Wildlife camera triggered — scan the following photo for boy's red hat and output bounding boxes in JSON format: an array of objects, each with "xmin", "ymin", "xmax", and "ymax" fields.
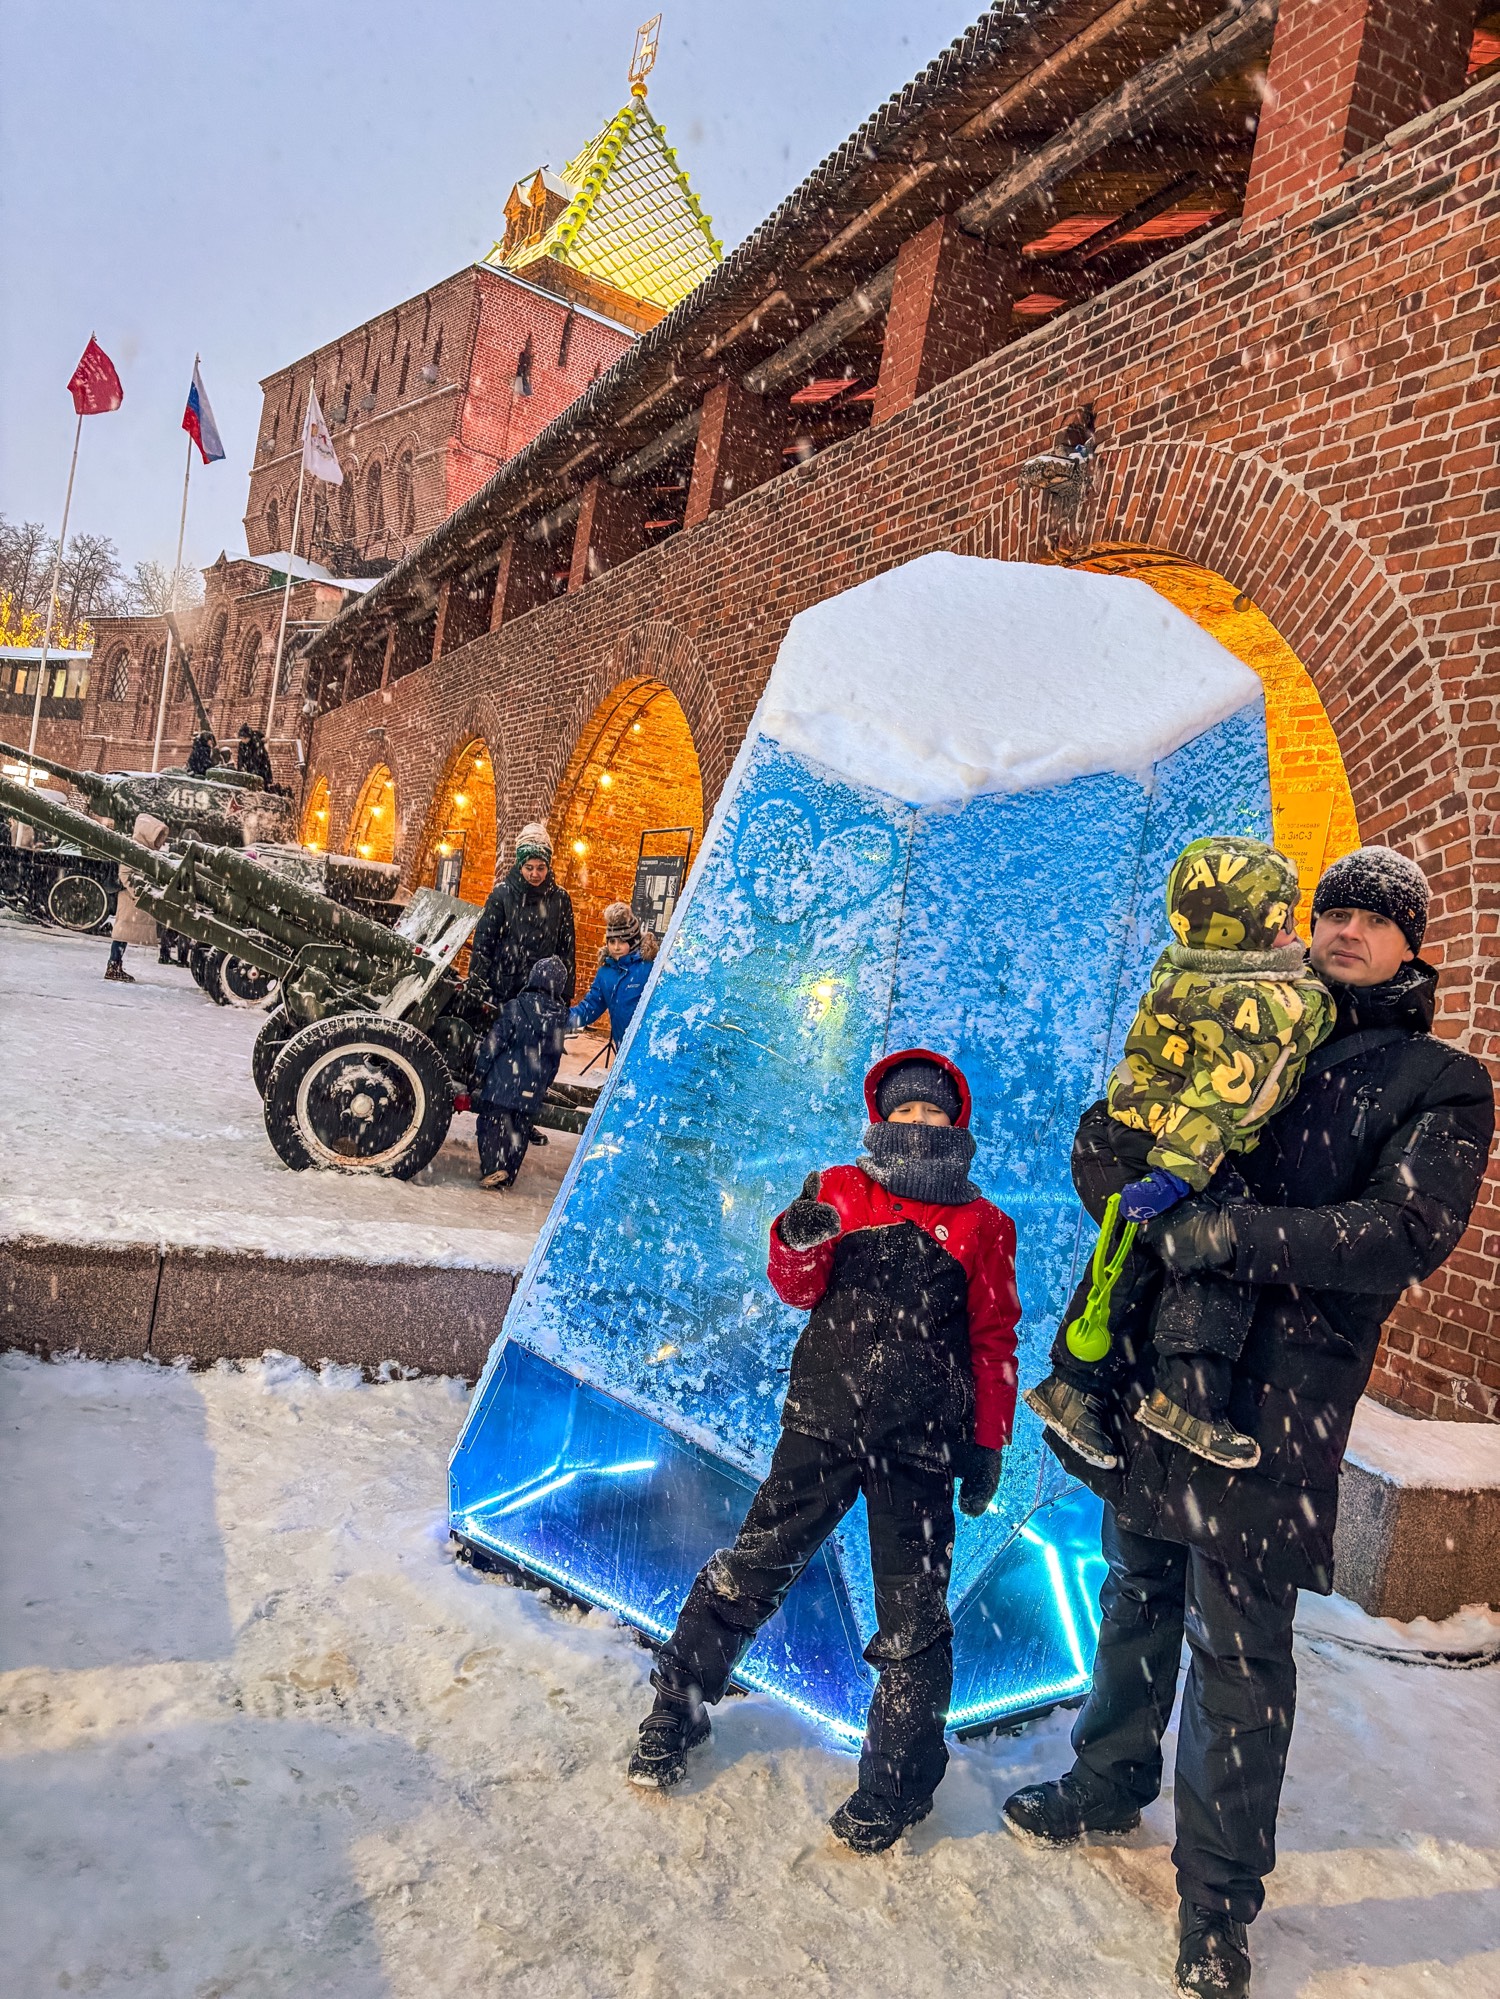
[{"xmin": 864, "ymin": 1047, "xmax": 973, "ymax": 1129}]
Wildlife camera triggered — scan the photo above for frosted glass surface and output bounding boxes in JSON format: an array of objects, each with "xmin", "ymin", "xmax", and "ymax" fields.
[{"xmin": 451, "ymin": 700, "xmax": 1272, "ymax": 1737}]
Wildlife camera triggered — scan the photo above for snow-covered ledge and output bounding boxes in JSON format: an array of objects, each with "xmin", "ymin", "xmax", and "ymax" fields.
[{"xmin": 1334, "ymin": 1397, "xmax": 1500, "ymax": 1621}]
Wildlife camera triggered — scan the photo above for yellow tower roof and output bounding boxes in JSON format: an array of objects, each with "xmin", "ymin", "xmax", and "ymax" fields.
[{"xmin": 485, "ymin": 61, "xmax": 721, "ymax": 315}]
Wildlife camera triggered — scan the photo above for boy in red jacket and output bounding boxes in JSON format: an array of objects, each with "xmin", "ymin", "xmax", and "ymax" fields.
[{"xmin": 627, "ymin": 1049, "xmax": 1021, "ymax": 1852}]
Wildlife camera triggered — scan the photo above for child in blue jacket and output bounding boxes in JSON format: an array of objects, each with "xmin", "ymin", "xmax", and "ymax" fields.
[{"xmin": 567, "ymin": 902, "xmax": 658, "ymax": 1046}]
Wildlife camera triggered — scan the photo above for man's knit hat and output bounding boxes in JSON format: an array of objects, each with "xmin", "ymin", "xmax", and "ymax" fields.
[
  {"xmin": 874, "ymin": 1057, "xmax": 963, "ymax": 1125},
  {"xmin": 1311, "ymin": 845, "xmax": 1428, "ymax": 955},
  {"xmin": 514, "ymin": 822, "xmax": 553, "ymax": 865},
  {"xmin": 1165, "ymin": 836, "xmax": 1299, "ymax": 952},
  {"xmin": 603, "ymin": 901, "xmax": 642, "ymax": 947}
]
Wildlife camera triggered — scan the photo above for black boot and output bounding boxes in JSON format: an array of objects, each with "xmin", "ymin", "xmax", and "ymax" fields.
[
  {"xmin": 828, "ymin": 1786, "xmax": 933, "ymax": 1854},
  {"xmin": 1135, "ymin": 1388, "xmax": 1260, "ymax": 1469},
  {"xmin": 1002, "ymin": 1770, "xmax": 1141, "ymax": 1846},
  {"xmin": 1022, "ymin": 1374, "xmax": 1119, "ymax": 1469},
  {"xmin": 1175, "ymin": 1903, "xmax": 1251, "ymax": 1997},
  {"xmin": 627, "ymin": 1692, "xmax": 710, "ymax": 1790}
]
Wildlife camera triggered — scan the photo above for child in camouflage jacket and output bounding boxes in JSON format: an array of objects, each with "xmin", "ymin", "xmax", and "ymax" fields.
[{"xmin": 1028, "ymin": 835, "xmax": 1335, "ymax": 1470}]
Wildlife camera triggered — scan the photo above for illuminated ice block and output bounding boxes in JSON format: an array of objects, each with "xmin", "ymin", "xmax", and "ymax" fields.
[{"xmin": 451, "ymin": 555, "xmax": 1272, "ymax": 1738}]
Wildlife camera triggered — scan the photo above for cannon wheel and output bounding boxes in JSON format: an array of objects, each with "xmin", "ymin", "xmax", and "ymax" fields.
[
  {"xmin": 217, "ymin": 953, "xmax": 279, "ymax": 1011},
  {"xmin": 264, "ymin": 1015, "xmax": 453, "ymax": 1177},
  {"xmin": 251, "ymin": 1008, "xmax": 297, "ymax": 1097},
  {"xmin": 187, "ymin": 943, "xmax": 213, "ymax": 991},
  {"xmin": 46, "ymin": 872, "xmax": 111, "ymax": 933}
]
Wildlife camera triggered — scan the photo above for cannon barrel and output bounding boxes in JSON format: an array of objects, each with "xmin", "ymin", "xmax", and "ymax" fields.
[
  {"xmin": 0, "ymin": 770, "xmax": 178, "ymax": 885},
  {"xmin": 0, "ymin": 740, "xmax": 117, "ymax": 806},
  {"xmin": 196, "ymin": 844, "xmax": 412, "ymax": 965}
]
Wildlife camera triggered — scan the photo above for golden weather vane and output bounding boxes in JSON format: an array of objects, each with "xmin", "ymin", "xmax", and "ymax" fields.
[{"xmin": 629, "ymin": 13, "xmax": 661, "ymax": 97}]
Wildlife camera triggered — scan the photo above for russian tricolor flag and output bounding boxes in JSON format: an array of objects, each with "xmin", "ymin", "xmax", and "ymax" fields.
[{"xmin": 182, "ymin": 360, "xmax": 225, "ymax": 464}]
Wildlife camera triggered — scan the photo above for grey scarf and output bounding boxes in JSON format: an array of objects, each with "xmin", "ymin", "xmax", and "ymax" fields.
[{"xmin": 858, "ymin": 1121, "xmax": 981, "ymax": 1205}]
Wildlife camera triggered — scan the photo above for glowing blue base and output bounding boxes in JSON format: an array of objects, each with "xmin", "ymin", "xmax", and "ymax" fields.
[{"xmin": 451, "ymin": 1342, "xmax": 1105, "ymax": 1744}]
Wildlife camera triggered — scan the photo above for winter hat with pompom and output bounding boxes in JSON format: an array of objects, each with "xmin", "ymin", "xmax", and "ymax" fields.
[
  {"xmin": 514, "ymin": 822, "xmax": 553, "ymax": 865},
  {"xmin": 603, "ymin": 901, "xmax": 643, "ymax": 947},
  {"xmin": 1312, "ymin": 846, "xmax": 1429, "ymax": 955}
]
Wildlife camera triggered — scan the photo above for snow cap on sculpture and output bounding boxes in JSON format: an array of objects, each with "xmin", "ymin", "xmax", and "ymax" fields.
[{"xmin": 759, "ymin": 553, "xmax": 1261, "ymax": 805}]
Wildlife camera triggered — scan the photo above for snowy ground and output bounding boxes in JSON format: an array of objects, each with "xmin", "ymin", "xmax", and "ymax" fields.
[
  {"xmin": 3, "ymin": 1352, "xmax": 1496, "ymax": 1999},
  {"xmin": 0, "ymin": 916, "xmax": 601, "ymax": 1271}
]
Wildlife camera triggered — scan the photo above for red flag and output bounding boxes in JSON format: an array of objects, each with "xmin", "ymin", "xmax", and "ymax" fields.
[{"xmin": 67, "ymin": 337, "xmax": 124, "ymax": 416}]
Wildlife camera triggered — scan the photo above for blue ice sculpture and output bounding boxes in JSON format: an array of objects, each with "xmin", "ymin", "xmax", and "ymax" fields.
[{"xmin": 451, "ymin": 554, "xmax": 1272, "ymax": 1743}]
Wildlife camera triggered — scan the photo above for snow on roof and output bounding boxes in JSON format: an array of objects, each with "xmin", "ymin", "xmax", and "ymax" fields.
[
  {"xmin": 759, "ymin": 553, "xmax": 1262, "ymax": 805},
  {"xmin": 229, "ymin": 552, "xmax": 377, "ymax": 594}
]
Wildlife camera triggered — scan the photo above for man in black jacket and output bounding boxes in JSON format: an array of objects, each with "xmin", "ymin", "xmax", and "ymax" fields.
[
  {"xmin": 1003, "ymin": 847, "xmax": 1494, "ymax": 1999},
  {"xmin": 469, "ymin": 822, "xmax": 576, "ymax": 1008}
]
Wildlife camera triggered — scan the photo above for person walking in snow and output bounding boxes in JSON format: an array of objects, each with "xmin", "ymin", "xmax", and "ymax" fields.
[
  {"xmin": 470, "ymin": 955, "xmax": 570, "ymax": 1188},
  {"xmin": 1004, "ymin": 847, "xmax": 1494, "ymax": 1999},
  {"xmin": 469, "ymin": 824, "xmax": 576, "ymax": 1009},
  {"xmin": 1027, "ymin": 837, "xmax": 1335, "ymax": 1471},
  {"xmin": 104, "ymin": 812, "xmax": 170, "ymax": 983},
  {"xmin": 567, "ymin": 901, "xmax": 657, "ymax": 1049},
  {"xmin": 628, "ymin": 1050, "xmax": 1021, "ymax": 1854}
]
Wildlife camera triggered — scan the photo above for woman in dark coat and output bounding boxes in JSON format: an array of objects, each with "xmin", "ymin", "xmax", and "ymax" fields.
[
  {"xmin": 469, "ymin": 822, "xmax": 576, "ymax": 1007},
  {"xmin": 470, "ymin": 954, "xmax": 569, "ymax": 1188},
  {"xmin": 1004, "ymin": 847, "xmax": 1494, "ymax": 1999}
]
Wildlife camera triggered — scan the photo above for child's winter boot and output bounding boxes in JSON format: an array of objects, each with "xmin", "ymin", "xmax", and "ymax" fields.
[
  {"xmin": 828, "ymin": 1786, "xmax": 933, "ymax": 1854},
  {"xmin": 1023, "ymin": 1375, "xmax": 1119, "ymax": 1469},
  {"xmin": 627, "ymin": 1690, "xmax": 710, "ymax": 1789},
  {"xmin": 1134, "ymin": 1388, "xmax": 1260, "ymax": 1469}
]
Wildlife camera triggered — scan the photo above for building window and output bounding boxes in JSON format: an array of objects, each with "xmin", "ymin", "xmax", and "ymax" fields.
[
  {"xmin": 105, "ymin": 648, "xmax": 131, "ymax": 701},
  {"xmin": 398, "ymin": 345, "xmax": 410, "ymax": 398},
  {"xmin": 238, "ymin": 629, "xmax": 262, "ymax": 697},
  {"xmin": 365, "ymin": 460, "xmax": 385, "ymax": 536},
  {"xmin": 431, "ymin": 326, "xmax": 443, "ymax": 374},
  {"xmin": 557, "ymin": 310, "xmax": 575, "ymax": 368},
  {"xmin": 370, "ymin": 360, "xmax": 380, "ymax": 403},
  {"xmin": 265, "ymin": 496, "xmax": 280, "ymax": 551},
  {"xmin": 515, "ymin": 340, "xmax": 534, "ymax": 397},
  {"xmin": 397, "ymin": 450, "xmax": 416, "ymax": 537},
  {"xmin": 339, "ymin": 480, "xmax": 357, "ymax": 543},
  {"xmin": 389, "ymin": 316, "xmax": 400, "ymax": 362},
  {"xmin": 199, "ymin": 611, "xmax": 229, "ymax": 698}
]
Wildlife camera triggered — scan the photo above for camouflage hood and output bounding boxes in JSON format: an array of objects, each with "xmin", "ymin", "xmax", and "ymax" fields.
[{"xmin": 1165, "ymin": 836, "xmax": 1299, "ymax": 954}]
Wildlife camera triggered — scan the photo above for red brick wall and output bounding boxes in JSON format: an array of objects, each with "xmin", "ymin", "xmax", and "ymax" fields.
[{"xmin": 308, "ymin": 68, "xmax": 1500, "ymax": 1418}]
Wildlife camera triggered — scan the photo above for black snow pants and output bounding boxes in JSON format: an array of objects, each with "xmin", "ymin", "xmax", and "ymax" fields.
[
  {"xmin": 477, "ymin": 1109, "xmax": 530, "ymax": 1184},
  {"xmin": 654, "ymin": 1426, "xmax": 956, "ymax": 1804},
  {"xmin": 1069, "ymin": 1504, "xmax": 1298, "ymax": 1924}
]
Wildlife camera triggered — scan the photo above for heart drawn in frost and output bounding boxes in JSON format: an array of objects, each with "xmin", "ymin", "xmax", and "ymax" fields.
[{"xmin": 734, "ymin": 796, "xmax": 900, "ymax": 924}]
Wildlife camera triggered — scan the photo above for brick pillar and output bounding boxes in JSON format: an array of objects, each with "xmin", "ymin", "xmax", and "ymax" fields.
[
  {"xmin": 567, "ymin": 476, "xmax": 647, "ymax": 593},
  {"xmin": 491, "ymin": 533, "xmax": 551, "ymax": 628},
  {"xmin": 872, "ymin": 217, "xmax": 1017, "ymax": 426},
  {"xmin": 683, "ymin": 382, "xmax": 785, "ymax": 529},
  {"xmin": 1243, "ymin": 0, "xmax": 1475, "ymax": 230}
]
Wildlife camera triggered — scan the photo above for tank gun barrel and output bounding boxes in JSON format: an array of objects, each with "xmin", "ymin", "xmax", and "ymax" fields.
[
  {"xmin": 0, "ymin": 740, "xmax": 114, "ymax": 805},
  {"xmin": 0, "ymin": 770, "xmax": 177, "ymax": 885}
]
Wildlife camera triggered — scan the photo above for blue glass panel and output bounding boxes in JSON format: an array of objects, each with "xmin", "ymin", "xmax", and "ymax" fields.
[{"xmin": 452, "ymin": 694, "xmax": 1272, "ymax": 1742}]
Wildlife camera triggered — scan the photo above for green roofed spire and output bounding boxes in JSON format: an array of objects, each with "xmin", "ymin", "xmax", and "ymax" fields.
[{"xmin": 485, "ymin": 53, "xmax": 720, "ymax": 319}]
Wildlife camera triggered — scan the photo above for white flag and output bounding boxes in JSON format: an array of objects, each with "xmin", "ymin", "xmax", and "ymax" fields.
[{"xmin": 301, "ymin": 387, "xmax": 343, "ymax": 485}]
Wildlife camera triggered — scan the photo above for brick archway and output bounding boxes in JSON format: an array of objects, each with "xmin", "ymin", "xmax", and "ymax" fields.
[{"xmin": 964, "ymin": 441, "xmax": 1479, "ymax": 1048}]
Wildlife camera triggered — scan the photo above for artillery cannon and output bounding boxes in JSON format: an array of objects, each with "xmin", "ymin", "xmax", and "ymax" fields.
[
  {"xmin": 0, "ymin": 768, "xmax": 499, "ymax": 1177},
  {"xmin": 0, "ymin": 738, "xmax": 298, "ymax": 847}
]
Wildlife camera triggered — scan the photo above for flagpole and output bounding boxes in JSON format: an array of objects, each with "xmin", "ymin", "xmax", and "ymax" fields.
[
  {"xmin": 27, "ymin": 409, "xmax": 84, "ymax": 759},
  {"xmin": 150, "ymin": 424, "xmax": 197, "ymax": 772},
  {"xmin": 264, "ymin": 391, "xmax": 310, "ymax": 742}
]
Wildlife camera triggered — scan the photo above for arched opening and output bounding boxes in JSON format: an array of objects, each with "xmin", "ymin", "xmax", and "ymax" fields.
[
  {"xmin": 1066, "ymin": 546, "xmax": 1360, "ymax": 933},
  {"xmin": 301, "ymin": 774, "xmax": 331, "ymax": 851},
  {"xmin": 417, "ymin": 738, "xmax": 497, "ymax": 905},
  {"xmin": 346, "ymin": 764, "xmax": 397, "ymax": 864},
  {"xmin": 365, "ymin": 461, "xmax": 385, "ymax": 539},
  {"xmin": 104, "ymin": 647, "xmax": 130, "ymax": 702},
  {"xmin": 551, "ymin": 678, "xmax": 704, "ymax": 972},
  {"xmin": 237, "ymin": 629, "xmax": 262, "ymax": 698}
]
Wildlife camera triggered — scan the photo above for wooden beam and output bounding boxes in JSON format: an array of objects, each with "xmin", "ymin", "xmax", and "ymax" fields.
[
  {"xmin": 607, "ymin": 408, "xmax": 703, "ymax": 487},
  {"xmin": 741, "ymin": 263, "xmax": 898, "ymax": 397},
  {"xmin": 1050, "ymin": 170, "xmax": 1206, "ymax": 267},
  {"xmin": 956, "ymin": 0, "xmax": 1276, "ymax": 237}
]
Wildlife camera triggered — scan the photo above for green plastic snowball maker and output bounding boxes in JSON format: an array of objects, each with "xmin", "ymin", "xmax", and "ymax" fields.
[{"xmin": 1063, "ymin": 1194, "xmax": 1139, "ymax": 1363}]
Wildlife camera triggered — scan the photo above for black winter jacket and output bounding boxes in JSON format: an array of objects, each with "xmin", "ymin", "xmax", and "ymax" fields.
[
  {"xmin": 1049, "ymin": 963, "xmax": 1494, "ymax": 1590},
  {"xmin": 469, "ymin": 866, "xmax": 576, "ymax": 1007},
  {"xmin": 472, "ymin": 960, "xmax": 568, "ymax": 1114}
]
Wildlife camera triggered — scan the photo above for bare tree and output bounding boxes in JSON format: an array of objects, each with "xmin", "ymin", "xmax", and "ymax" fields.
[
  {"xmin": 128, "ymin": 558, "xmax": 204, "ymax": 615},
  {"xmin": 59, "ymin": 532, "xmax": 131, "ymax": 626},
  {"xmin": 0, "ymin": 514, "xmax": 53, "ymax": 612}
]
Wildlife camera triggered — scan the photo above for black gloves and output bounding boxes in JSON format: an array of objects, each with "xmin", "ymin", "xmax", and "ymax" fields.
[
  {"xmin": 1142, "ymin": 1201, "xmax": 1239, "ymax": 1274},
  {"xmin": 954, "ymin": 1442, "xmax": 1004, "ymax": 1518},
  {"xmin": 778, "ymin": 1171, "xmax": 842, "ymax": 1251}
]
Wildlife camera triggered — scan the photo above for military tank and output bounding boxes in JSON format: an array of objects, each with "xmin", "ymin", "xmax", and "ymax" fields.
[{"xmin": 0, "ymin": 738, "xmax": 298, "ymax": 847}]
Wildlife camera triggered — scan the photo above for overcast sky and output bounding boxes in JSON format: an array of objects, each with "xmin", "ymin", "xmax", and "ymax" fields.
[{"xmin": 0, "ymin": 1, "xmax": 987, "ymax": 576}]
